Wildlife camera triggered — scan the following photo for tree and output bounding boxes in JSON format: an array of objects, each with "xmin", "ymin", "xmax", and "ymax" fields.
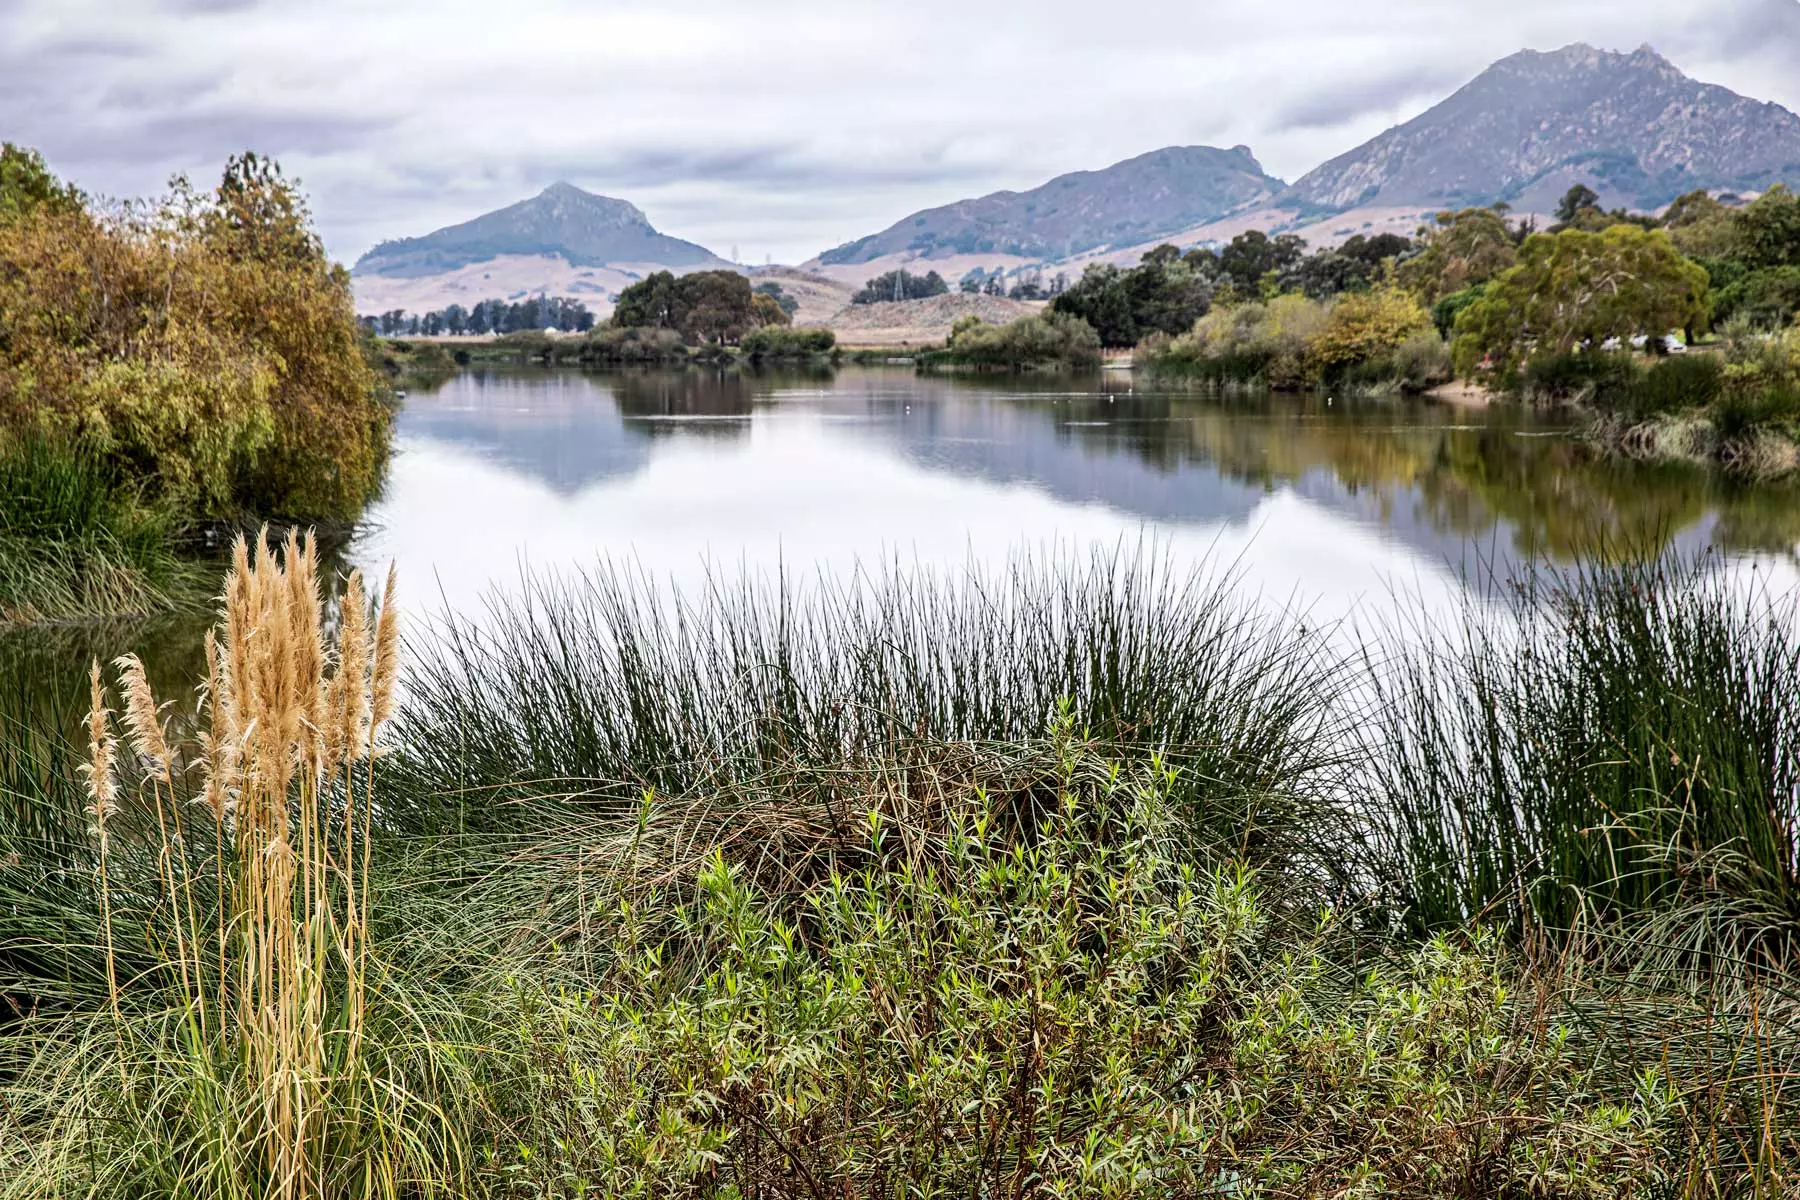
[
  {"xmin": 1452, "ymin": 226, "xmax": 1710, "ymax": 373},
  {"xmin": 0, "ymin": 143, "xmax": 82, "ymax": 220},
  {"xmin": 851, "ymin": 269, "xmax": 949, "ymax": 305},
  {"xmin": 611, "ymin": 270, "xmax": 775, "ymax": 344},
  {"xmin": 1308, "ymin": 287, "xmax": 1433, "ymax": 374},
  {"xmin": 1733, "ymin": 185, "xmax": 1800, "ymax": 271},
  {"xmin": 1049, "ymin": 253, "xmax": 1214, "ymax": 348},
  {"xmin": 1661, "ymin": 189, "xmax": 1738, "ymax": 260},
  {"xmin": 1218, "ymin": 230, "xmax": 1306, "ymax": 293},
  {"xmin": 753, "ymin": 281, "xmax": 800, "ymax": 318},
  {"xmin": 1398, "ymin": 208, "xmax": 1521, "ymax": 303},
  {"xmin": 1555, "ymin": 184, "xmax": 1601, "ymax": 224}
]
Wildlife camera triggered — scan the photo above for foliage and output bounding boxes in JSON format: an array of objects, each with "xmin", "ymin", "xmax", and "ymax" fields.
[
  {"xmin": 1663, "ymin": 190, "xmax": 1739, "ymax": 260},
  {"xmin": 611, "ymin": 270, "xmax": 781, "ymax": 344},
  {"xmin": 930, "ymin": 311, "xmax": 1102, "ymax": 370},
  {"xmin": 365, "ymin": 296, "xmax": 597, "ymax": 337},
  {"xmin": 1517, "ymin": 351, "xmax": 1644, "ymax": 406},
  {"xmin": 851, "ymin": 269, "xmax": 948, "ymax": 305},
  {"xmin": 1049, "ymin": 247, "xmax": 1215, "ymax": 348},
  {"xmin": 1307, "ymin": 286, "xmax": 1434, "ymax": 378},
  {"xmin": 1280, "ymin": 232, "xmax": 1413, "ymax": 299},
  {"xmin": 1397, "ymin": 207, "xmax": 1521, "ymax": 303},
  {"xmin": 580, "ymin": 325, "xmax": 689, "ymax": 365},
  {"xmin": 753, "ymin": 280, "xmax": 801, "ymax": 318},
  {"xmin": 489, "ymin": 778, "xmax": 1669, "ymax": 1200},
  {"xmin": 1632, "ymin": 354, "xmax": 1726, "ymax": 415},
  {"xmin": 1452, "ymin": 226, "xmax": 1710, "ymax": 375},
  {"xmin": 1712, "ymin": 265, "xmax": 1800, "ymax": 329},
  {"xmin": 0, "ymin": 144, "xmax": 82, "ymax": 221},
  {"xmin": 739, "ymin": 325, "xmax": 835, "ymax": 360},
  {"xmin": 1731, "ymin": 185, "xmax": 1800, "ymax": 272},
  {"xmin": 1149, "ymin": 295, "xmax": 1333, "ymax": 389},
  {"xmin": 0, "ymin": 149, "xmax": 389, "ymax": 523},
  {"xmin": 1430, "ymin": 284, "xmax": 1487, "ymax": 338},
  {"xmin": 1556, "ymin": 184, "xmax": 1602, "ymax": 223},
  {"xmin": 1216, "ymin": 229, "xmax": 1307, "ymax": 294}
]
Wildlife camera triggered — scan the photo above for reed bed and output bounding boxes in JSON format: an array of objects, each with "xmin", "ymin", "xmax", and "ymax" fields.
[{"xmin": 2, "ymin": 545, "xmax": 1798, "ymax": 1196}]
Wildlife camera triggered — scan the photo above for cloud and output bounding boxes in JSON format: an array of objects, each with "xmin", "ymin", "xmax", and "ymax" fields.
[
  {"xmin": 5, "ymin": 0, "xmax": 1798, "ymax": 264},
  {"xmin": 1273, "ymin": 64, "xmax": 1476, "ymax": 133}
]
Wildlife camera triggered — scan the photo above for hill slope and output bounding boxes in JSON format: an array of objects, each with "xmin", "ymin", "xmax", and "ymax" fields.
[
  {"xmin": 1283, "ymin": 44, "xmax": 1800, "ymax": 216},
  {"xmin": 353, "ymin": 182, "xmax": 726, "ymax": 280},
  {"xmin": 815, "ymin": 146, "xmax": 1284, "ymax": 268}
]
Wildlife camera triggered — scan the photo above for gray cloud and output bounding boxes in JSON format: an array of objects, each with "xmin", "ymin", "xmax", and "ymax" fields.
[
  {"xmin": 6, "ymin": 0, "xmax": 1799, "ymax": 264},
  {"xmin": 1273, "ymin": 65, "xmax": 1476, "ymax": 133}
]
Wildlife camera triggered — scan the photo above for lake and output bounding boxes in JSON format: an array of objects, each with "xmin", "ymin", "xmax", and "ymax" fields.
[
  {"xmin": 9, "ymin": 365, "xmax": 1799, "ymax": 709},
  {"xmin": 351, "ymin": 366, "xmax": 1800, "ymax": 627}
]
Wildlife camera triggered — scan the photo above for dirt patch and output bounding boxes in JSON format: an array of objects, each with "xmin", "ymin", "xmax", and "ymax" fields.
[{"xmin": 1427, "ymin": 380, "xmax": 1498, "ymax": 409}]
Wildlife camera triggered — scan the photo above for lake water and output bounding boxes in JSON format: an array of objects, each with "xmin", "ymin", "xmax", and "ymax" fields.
[
  {"xmin": 9, "ymin": 365, "xmax": 1798, "ymax": 711},
  {"xmin": 349, "ymin": 366, "xmax": 1800, "ymax": 632}
]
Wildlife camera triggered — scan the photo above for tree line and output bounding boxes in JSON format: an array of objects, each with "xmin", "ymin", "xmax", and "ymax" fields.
[{"xmin": 364, "ymin": 296, "xmax": 598, "ymax": 338}]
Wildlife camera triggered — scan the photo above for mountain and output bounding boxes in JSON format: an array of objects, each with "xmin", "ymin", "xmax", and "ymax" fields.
[
  {"xmin": 815, "ymin": 145, "xmax": 1284, "ymax": 268},
  {"xmin": 1282, "ymin": 44, "xmax": 1800, "ymax": 216},
  {"xmin": 353, "ymin": 182, "xmax": 725, "ymax": 280}
]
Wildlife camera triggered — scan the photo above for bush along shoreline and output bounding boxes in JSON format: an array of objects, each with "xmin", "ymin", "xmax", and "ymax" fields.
[
  {"xmin": 0, "ymin": 144, "xmax": 394, "ymax": 625},
  {"xmin": 2, "ymin": 544, "xmax": 1799, "ymax": 1195}
]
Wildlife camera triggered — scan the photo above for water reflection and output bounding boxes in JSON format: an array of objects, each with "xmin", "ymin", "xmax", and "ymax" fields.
[{"xmin": 374, "ymin": 367, "xmax": 1800, "ymax": 588}]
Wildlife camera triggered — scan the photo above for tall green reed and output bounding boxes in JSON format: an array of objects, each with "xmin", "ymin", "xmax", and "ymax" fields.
[
  {"xmin": 1363, "ymin": 551, "xmax": 1800, "ymax": 975},
  {"xmin": 386, "ymin": 549, "xmax": 1350, "ymax": 863}
]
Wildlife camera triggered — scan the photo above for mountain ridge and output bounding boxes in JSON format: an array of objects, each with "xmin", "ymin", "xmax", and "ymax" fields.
[
  {"xmin": 353, "ymin": 182, "xmax": 726, "ymax": 280},
  {"xmin": 814, "ymin": 145, "xmax": 1284, "ymax": 268},
  {"xmin": 1280, "ymin": 43, "xmax": 1800, "ymax": 216}
]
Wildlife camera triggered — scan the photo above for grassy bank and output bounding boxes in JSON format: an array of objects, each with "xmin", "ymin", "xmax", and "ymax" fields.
[
  {"xmin": 0, "ymin": 439, "xmax": 212, "ymax": 626},
  {"xmin": 1, "ymin": 545, "xmax": 1798, "ymax": 1195}
]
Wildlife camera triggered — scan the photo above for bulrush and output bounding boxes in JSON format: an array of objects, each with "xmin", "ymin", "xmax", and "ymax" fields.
[{"xmin": 77, "ymin": 527, "xmax": 399, "ymax": 1200}]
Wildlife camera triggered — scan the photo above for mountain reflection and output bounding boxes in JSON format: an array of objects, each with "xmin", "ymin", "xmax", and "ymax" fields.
[{"xmin": 390, "ymin": 367, "xmax": 1800, "ymax": 564}]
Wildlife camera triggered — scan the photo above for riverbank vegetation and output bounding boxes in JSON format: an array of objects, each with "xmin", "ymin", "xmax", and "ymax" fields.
[
  {"xmin": 1, "ymin": 543, "xmax": 1796, "ymax": 1195},
  {"xmin": 918, "ymin": 310, "xmax": 1102, "ymax": 370},
  {"xmin": 0, "ymin": 144, "xmax": 392, "ymax": 623}
]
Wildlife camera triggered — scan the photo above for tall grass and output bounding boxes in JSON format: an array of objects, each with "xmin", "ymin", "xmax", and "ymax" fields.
[
  {"xmin": 0, "ymin": 530, "xmax": 437, "ymax": 1200},
  {"xmin": 4, "ymin": 546, "xmax": 1800, "ymax": 1194},
  {"xmin": 0, "ymin": 437, "xmax": 208, "ymax": 624},
  {"xmin": 386, "ymin": 550, "xmax": 1349, "ymax": 868},
  {"xmin": 1363, "ymin": 552, "xmax": 1800, "ymax": 975}
]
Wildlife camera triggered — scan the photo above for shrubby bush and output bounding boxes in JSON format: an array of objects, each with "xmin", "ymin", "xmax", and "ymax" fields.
[
  {"xmin": 580, "ymin": 325, "xmax": 689, "ymax": 365},
  {"xmin": 931, "ymin": 311, "xmax": 1101, "ymax": 370},
  {"xmin": 490, "ymin": 765, "xmax": 1669, "ymax": 1198},
  {"xmin": 0, "ymin": 146, "xmax": 389, "ymax": 523},
  {"xmin": 739, "ymin": 325, "xmax": 836, "ymax": 360}
]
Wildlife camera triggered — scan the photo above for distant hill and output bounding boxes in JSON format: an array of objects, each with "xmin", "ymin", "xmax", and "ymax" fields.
[
  {"xmin": 353, "ymin": 182, "xmax": 725, "ymax": 280},
  {"xmin": 814, "ymin": 146, "xmax": 1283, "ymax": 268},
  {"xmin": 1282, "ymin": 44, "xmax": 1800, "ymax": 216}
]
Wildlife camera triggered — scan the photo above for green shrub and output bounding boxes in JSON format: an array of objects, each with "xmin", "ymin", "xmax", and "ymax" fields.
[
  {"xmin": 1632, "ymin": 354, "xmax": 1725, "ymax": 415},
  {"xmin": 579, "ymin": 325, "xmax": 688, "ymax": 365},
  {"xmin": 928, "ymin": 311, "xmax": 1101, "ymax": 370},
  {"xmin": 488, "ymin": 765, "xmax": 1670, "ymax": 1199},
  {"xmin": 739, "ymin": 325, "xmax": 836, "ymax": 360},
  {"xmin": 1519, "ymin": 350, "xmax": 1643, "ymax": 406},
  {"xmin": 1148, "ymin": 296, "xmax": 1330, "ymax": 389}
]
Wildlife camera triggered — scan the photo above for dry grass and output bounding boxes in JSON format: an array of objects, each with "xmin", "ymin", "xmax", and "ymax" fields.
[{"xmin": 43, "ymin": 529, "xmax": 403, "ymax": 1200}]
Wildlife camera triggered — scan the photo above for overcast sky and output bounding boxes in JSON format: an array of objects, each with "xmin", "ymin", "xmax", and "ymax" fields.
[{"xmin": 4, "ymin": 0, "xmax": 1799, "ymax": 265}]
